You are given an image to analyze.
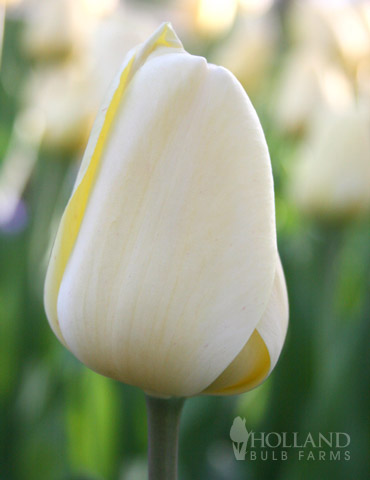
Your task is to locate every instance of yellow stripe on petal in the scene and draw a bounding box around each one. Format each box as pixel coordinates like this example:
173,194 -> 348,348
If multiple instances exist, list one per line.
155,22 -> 182,48
44,56 -> 135,344
202,330 -> 270,395
57,58 -> 135,286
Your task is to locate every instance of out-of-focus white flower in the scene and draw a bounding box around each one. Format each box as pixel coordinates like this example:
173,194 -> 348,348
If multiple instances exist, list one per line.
289,1 -> 370,77
196,0 -> 238,35
79,0 -> 119,18
211,13 -> 278,94
357,58 -> 370,102
176,0 -> 238,37
20,0 -> 120,60
318,3 -> 370,75
23,63 -> 94,151
274,48 -> 353,134
19,3 -> 162,153
239,0 -> 273,16
360,0 -> 370,31
287,1 -> 336,55
44,23 -> 288,398
0,0 -> 23,6
21,0 -> 86,60
291,104 -> 370,221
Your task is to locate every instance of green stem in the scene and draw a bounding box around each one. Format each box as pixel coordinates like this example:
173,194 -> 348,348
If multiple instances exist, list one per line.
145,395 -> 185,480
307,226 -> 343,422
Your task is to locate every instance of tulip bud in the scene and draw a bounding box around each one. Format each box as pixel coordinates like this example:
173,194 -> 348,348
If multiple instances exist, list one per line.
211,14 -> 277,95
291,104 -> 370,222
273,48 -> 353,135
21,0 -> 84,61
23,64 -> 94,152
44,23 -> 288,398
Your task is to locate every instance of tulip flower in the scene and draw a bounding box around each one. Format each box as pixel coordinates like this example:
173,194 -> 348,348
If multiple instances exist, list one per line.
20,0 -> 118,61
44,23 -> 288,479
23,64 -> 94,152
211,13 -> 277,95
318,3 -> 370,76
291,104 -> 370,222
195,0 -> 238,36
273,48 -> 353,135
21,0 -> 84,60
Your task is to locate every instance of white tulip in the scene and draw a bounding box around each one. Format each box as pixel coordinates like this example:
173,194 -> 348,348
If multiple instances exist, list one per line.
273,48 -> 353,135
195,0 -> 238,36
23,64 -> 94,151
210,13 -> 278,95
291,104 -> 370,221
44,23 -> 288,397
21,0 -> 85,60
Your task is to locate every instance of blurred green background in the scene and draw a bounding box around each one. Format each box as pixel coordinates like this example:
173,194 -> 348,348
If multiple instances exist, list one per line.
0,0 -> 369,479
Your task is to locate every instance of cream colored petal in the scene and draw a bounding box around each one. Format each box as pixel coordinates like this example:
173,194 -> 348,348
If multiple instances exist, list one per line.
256,256 -> 288,374
44,23 -> 183,345
292,105 -> 370,220
202,330 -> 271,396
203,257 -> 288,395
50,25 -> 276,397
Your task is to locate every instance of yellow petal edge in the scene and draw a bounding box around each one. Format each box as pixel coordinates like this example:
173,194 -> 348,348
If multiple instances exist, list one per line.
44,23 -> 183,344
203,257 -> 288,395
202,328 -> 270,395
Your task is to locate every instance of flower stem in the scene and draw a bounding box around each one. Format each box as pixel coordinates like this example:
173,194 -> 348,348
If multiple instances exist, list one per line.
145,395 -> 185,480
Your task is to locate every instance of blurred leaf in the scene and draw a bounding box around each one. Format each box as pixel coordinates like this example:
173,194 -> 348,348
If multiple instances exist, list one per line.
66,369 -> 119,479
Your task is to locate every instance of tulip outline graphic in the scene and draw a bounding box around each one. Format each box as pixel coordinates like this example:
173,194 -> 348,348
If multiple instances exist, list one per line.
230,417 -> 252,460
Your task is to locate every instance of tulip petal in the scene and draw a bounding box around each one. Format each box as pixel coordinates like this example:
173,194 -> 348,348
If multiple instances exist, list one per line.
44,23 -> 183,344
203,257 -> 288,395
256,256 -> 289,375
48,24 -> 277,397
202,329 -> 270,395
